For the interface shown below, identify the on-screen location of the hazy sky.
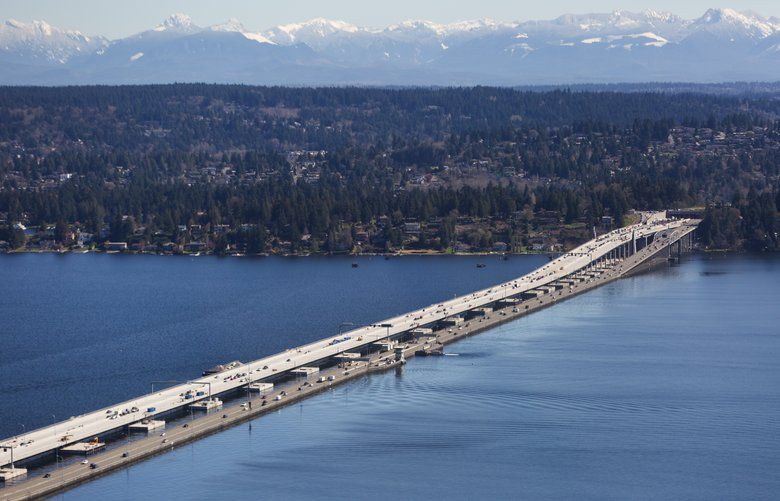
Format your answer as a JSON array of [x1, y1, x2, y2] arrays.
[[3, 0, 779, 38]]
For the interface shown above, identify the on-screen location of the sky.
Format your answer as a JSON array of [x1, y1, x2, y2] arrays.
[[3, 0, 780, 39]]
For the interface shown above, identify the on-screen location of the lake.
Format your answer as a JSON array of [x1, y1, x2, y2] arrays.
[[1, 253, 779, 499]]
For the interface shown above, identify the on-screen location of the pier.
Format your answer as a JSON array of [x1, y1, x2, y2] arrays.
[[0, 211, 698, 499]]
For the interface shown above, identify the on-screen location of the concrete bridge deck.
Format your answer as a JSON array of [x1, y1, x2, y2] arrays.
[[0, 211, 698, 477]]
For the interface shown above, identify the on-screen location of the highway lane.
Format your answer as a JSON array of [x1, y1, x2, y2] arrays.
[[0, 212, 695, 467]]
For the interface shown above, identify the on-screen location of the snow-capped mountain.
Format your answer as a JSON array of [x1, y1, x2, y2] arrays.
[[264, 18, 362, 48], [0, 18, 106, 65], [2, 8, 780, 85], [152, 13, 200, 34], [210, 19, 275, 45], [689, 8, 776, 40]]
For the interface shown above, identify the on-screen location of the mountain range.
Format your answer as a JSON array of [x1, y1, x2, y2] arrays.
[[2, 8, 780, 85]]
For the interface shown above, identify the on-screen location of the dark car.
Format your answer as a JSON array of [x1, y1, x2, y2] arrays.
[[122, 452, 129, 458], [89, 463, 98, 469]]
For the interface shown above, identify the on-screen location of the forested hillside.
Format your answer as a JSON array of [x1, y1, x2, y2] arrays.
[[0, 85, 777, 254]]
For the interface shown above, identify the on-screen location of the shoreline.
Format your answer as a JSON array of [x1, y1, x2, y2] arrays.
[[0, 248, 754, 259], [0, 248, 557, 258]]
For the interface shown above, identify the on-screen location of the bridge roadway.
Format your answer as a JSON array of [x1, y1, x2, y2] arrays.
[[0, 212, 697, 468]]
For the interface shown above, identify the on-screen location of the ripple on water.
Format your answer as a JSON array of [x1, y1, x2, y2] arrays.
[[11, 254, 780, 501]]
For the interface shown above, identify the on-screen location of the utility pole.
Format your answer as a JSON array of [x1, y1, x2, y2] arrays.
[[379, 323, 392, 339], [338, 322, 355, 336]]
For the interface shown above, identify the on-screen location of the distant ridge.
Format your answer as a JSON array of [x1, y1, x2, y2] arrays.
[[2, 8, 780, 85]]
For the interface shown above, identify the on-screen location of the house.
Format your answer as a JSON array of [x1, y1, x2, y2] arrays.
[[403, 222, 421, 235], [453, 242, 471, 253], [492, 242, 509, 252], [161, 242, 178, 253], [354, 231, 369, 244], [184, 242, 207, 253], [76, 232, 94, 247]]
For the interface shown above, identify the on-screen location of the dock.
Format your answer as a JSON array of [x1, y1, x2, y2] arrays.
[[60, 441, 106, 455], [128, 420, 166, 433], [247, 382, 274, 392], [0, 468, 27, 483], [189, 399, 223, 411]]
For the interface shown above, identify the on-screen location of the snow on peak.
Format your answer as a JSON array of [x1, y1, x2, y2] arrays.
[[0, 18, 104, 63], [12, 19, 54, 36], [387, 19, 446, 37], [154, 13, 197, 32], [640, 9, 683, 24], [5, 18, 25, 29], [3, 18, 86, 38], [699, 7, 743, 23], [693, 8, 776, 38], [209, 18, 275, 44], [444, 19, 504, 32], [385, 18, 514, 40], [211, 19, 245, 33], [270, 18, 359, 42], [581, 32, 669, 47]]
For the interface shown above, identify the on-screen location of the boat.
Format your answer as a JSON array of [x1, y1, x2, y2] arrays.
[[351, 263, 359, 268], [476, 263, 486, 268]]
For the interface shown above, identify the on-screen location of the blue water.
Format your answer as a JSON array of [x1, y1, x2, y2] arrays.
[[0, 253, 544, 437], [2, 253, 779, 499]]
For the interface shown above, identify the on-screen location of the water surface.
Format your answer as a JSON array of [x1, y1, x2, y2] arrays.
[[1, 253, 778, 499]]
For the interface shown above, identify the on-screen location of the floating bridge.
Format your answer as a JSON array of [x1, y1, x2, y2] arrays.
[[0, 211, 699, 469]]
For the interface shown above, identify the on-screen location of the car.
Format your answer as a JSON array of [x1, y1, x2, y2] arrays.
[[122, 452, 129, 458], [162, 438, 168, 444], [89, 463, 98, 469], [81, 459, 89, 465], [182, 423, 189, 428], [43, 473, 51, 478], [222, 414, 228, 418]]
